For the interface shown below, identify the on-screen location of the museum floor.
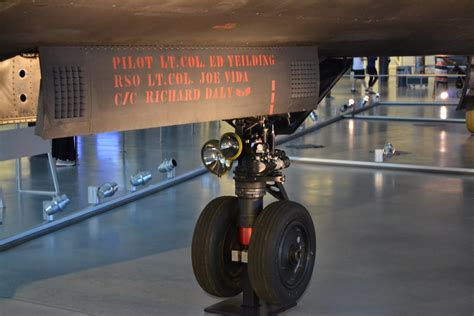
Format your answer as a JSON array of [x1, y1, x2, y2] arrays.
[[0, 77, 473, 315]]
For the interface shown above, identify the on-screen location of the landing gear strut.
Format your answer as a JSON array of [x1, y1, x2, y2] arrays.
[[192, 117, 316, 315]]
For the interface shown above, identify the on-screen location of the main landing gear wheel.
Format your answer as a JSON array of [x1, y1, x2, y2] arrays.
[[191, 196, 243, 297], [248, 201, 316, 306]]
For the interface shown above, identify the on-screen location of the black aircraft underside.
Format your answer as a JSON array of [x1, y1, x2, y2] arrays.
[[1, 1, 474, 60], [1, 1, 474, 315]]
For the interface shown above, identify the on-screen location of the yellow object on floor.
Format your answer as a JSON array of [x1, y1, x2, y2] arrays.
[[467, 109, 474, 134]]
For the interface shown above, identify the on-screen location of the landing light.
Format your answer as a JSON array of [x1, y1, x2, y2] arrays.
[[348, 98, 355, 107], [202, 133, 242, 177], [219, 133, 242, 160], [202, 139, 232, 177]]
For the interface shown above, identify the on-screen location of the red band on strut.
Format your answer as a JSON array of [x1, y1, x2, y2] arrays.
[[239, 227, 252, 246]]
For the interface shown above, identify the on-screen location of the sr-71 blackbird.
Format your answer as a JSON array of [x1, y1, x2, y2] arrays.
[[0, 1, 473, 314]]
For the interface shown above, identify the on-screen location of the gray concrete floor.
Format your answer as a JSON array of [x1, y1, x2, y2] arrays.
[[0, 76, 473, 315], [284, 116, 473, 168]]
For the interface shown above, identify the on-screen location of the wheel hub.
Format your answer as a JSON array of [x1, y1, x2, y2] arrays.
[[289, 248, 302, 265], [279, 223, 309, 289]]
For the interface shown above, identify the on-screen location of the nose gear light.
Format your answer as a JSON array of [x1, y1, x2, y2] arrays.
[[219, 133, 243, 161], [201, 133, 242, 177], [201, 139, 231, 177]]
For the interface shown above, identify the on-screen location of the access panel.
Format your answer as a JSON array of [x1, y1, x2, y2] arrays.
[[0, 55, 40, 125], [36, 46, 319, 138]]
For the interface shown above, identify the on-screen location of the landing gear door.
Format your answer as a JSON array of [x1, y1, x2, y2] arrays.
[[36, 46, 319, 138]]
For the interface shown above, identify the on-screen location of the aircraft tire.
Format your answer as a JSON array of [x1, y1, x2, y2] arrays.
[[191, 196, 243, 297], [248, 201, 316, 306]]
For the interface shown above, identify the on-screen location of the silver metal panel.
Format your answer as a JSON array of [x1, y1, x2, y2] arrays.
[[0, 126, 51, 161], [36, 46, 319, 138], [0, 55, 41, 124]]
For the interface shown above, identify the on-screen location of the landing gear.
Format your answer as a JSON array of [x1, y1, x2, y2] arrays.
[[191, 196, 243, 297], [192, 117, 316, 315], [248, 201, 316, 306]]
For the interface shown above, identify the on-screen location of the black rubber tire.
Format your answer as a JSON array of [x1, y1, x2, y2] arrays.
[[191, 196, 243, 297], [248, 201, 316, 305]]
